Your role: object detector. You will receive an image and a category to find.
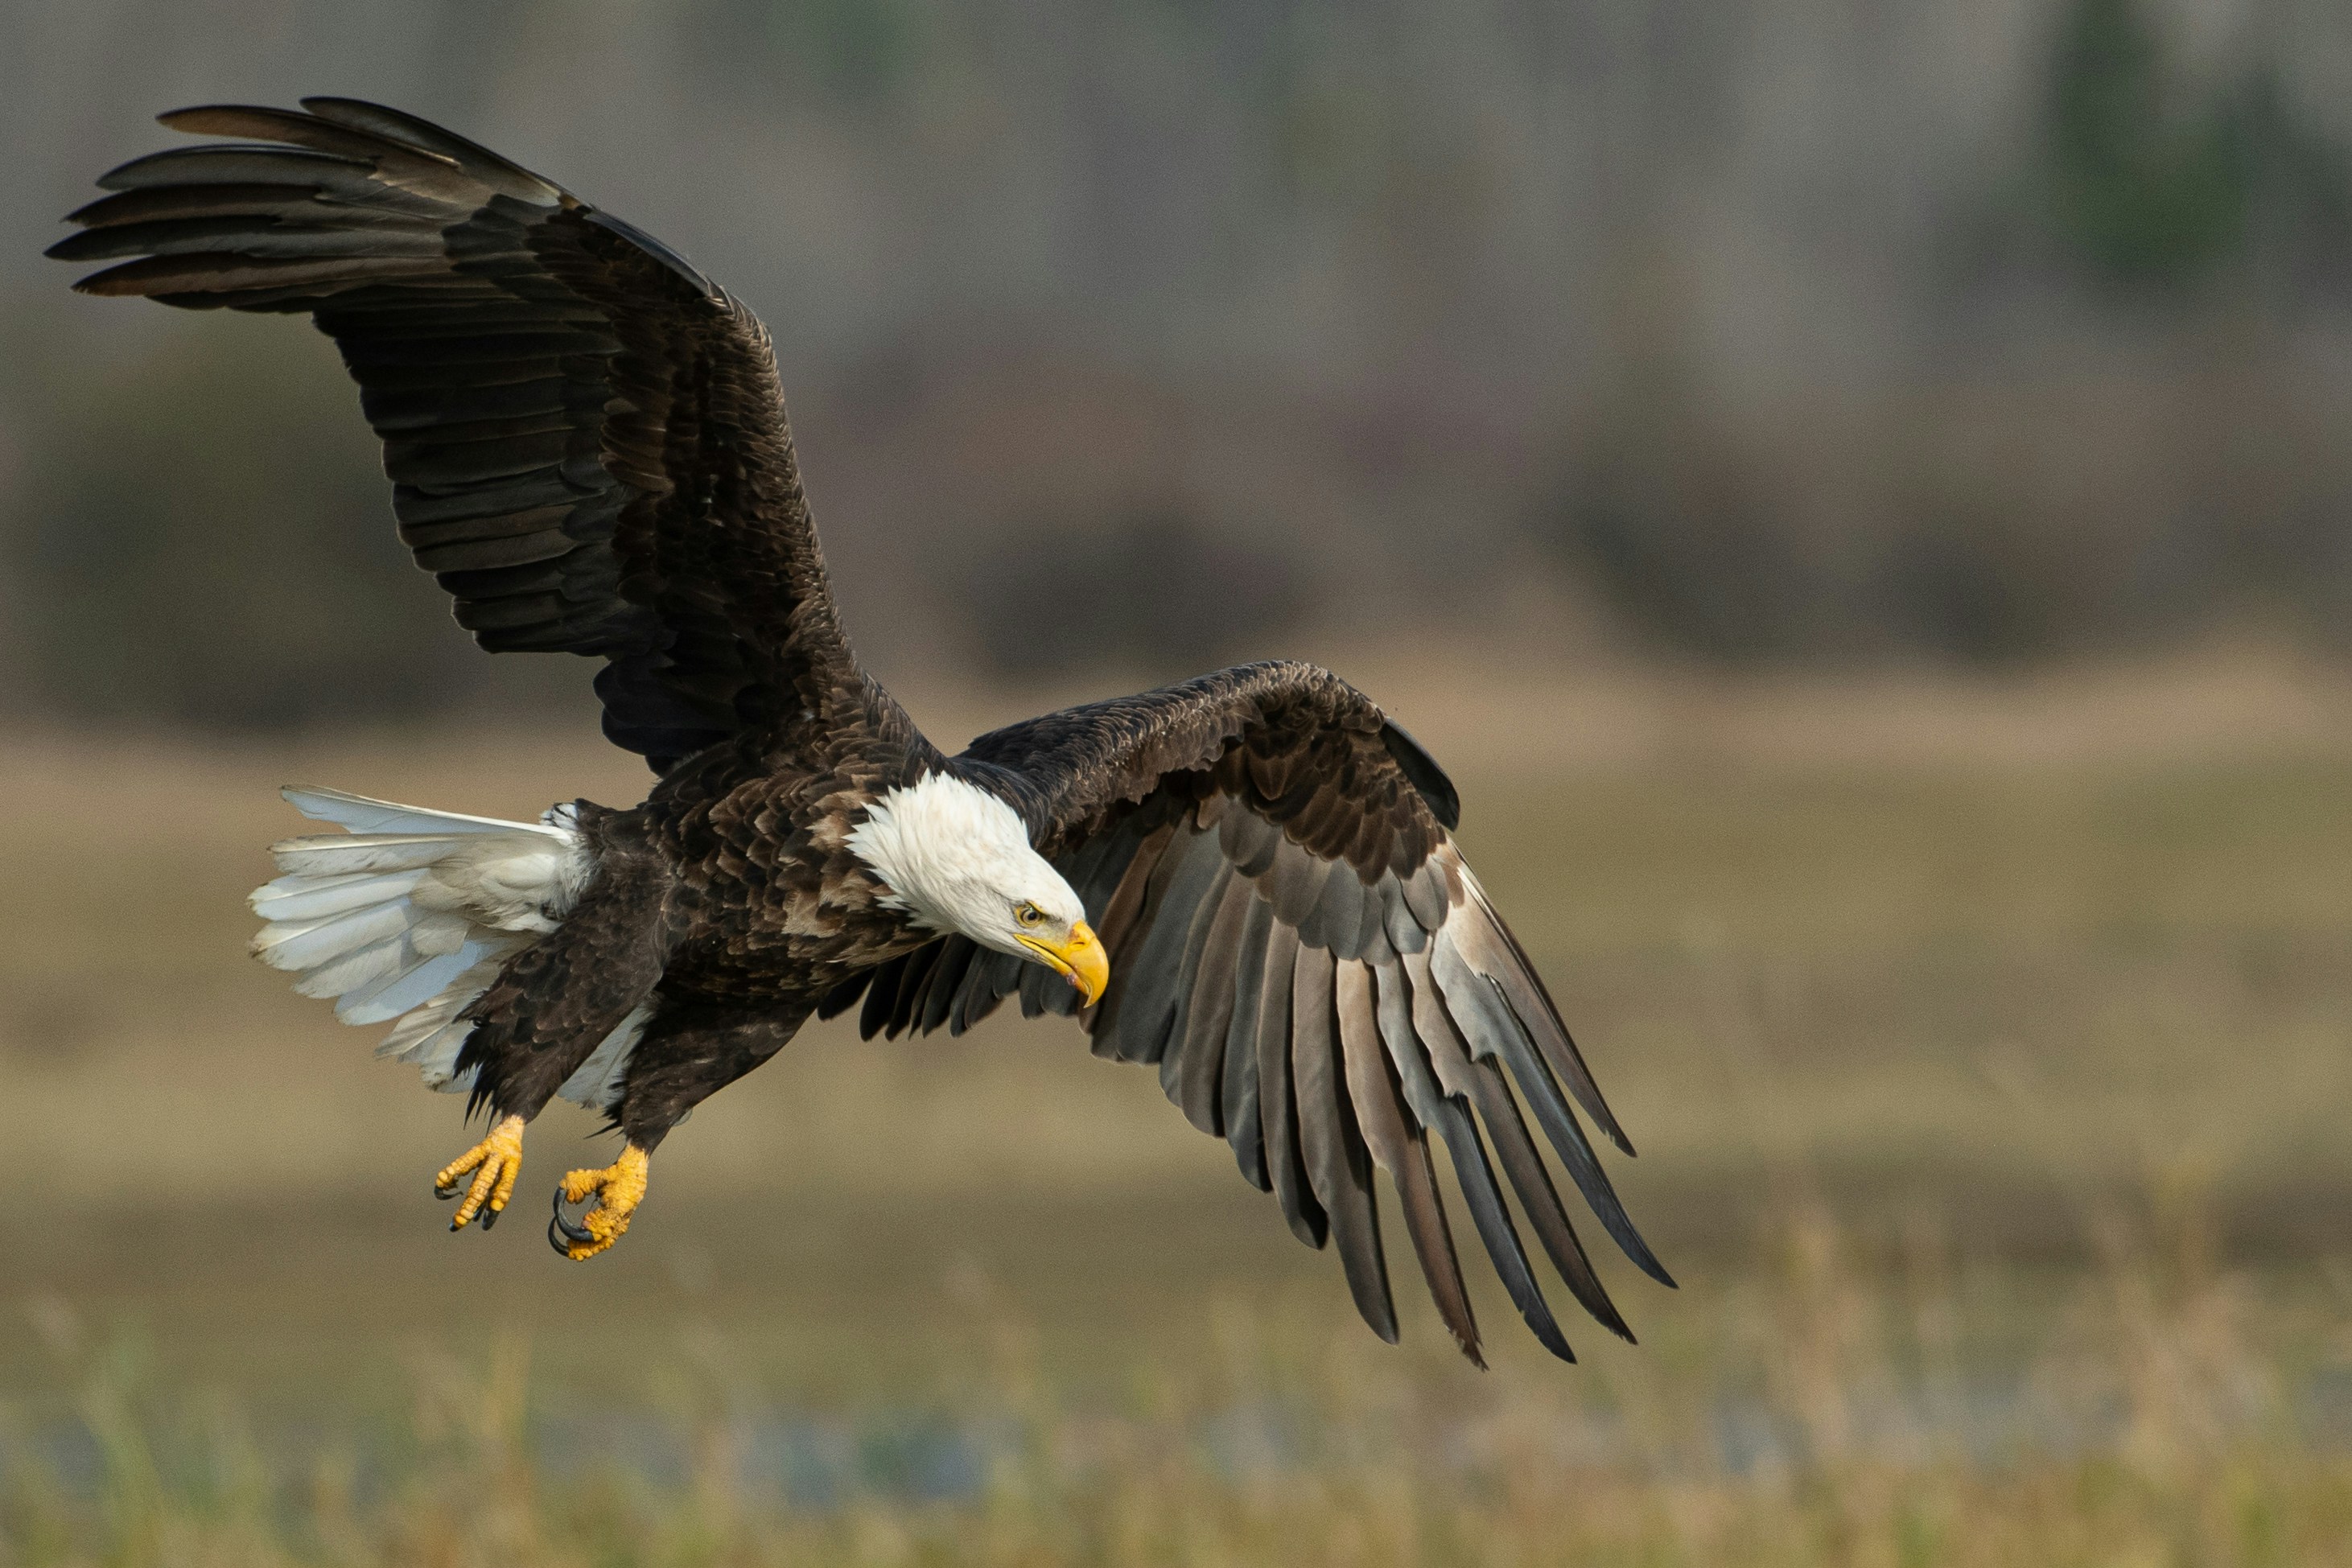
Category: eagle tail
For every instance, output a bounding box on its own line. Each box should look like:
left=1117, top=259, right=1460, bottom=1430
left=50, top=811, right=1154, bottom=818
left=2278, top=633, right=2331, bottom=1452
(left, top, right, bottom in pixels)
left=249, top=786, right=589, bottom=1096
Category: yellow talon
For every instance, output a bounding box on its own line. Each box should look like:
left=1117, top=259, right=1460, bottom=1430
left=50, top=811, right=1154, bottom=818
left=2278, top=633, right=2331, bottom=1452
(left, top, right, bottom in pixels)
left=435, top=1113, right=525, bottom=1231
left=550, top=1145, right=650, bottom=1261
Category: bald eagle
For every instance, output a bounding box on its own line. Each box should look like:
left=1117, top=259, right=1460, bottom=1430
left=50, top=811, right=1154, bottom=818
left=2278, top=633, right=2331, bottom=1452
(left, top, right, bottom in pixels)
left=51, top=100, right=1670, bottom=1366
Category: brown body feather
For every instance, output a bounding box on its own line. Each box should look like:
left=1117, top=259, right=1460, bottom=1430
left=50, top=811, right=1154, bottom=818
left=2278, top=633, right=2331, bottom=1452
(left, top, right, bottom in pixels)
left=54, top=100, right=1667, bottom=1365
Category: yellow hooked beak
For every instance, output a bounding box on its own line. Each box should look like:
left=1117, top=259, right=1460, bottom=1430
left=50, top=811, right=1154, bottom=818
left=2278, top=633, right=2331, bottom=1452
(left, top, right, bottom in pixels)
left=1019, top=920, right=1109, bottom=1006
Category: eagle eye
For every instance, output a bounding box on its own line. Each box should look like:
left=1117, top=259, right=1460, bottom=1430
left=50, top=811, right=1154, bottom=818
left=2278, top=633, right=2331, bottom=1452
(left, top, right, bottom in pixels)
left=1015, top=901, right=1045, bottom=928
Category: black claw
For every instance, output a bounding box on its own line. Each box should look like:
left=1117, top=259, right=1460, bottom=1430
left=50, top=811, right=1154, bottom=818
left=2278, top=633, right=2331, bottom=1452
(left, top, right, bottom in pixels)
left=479, top=1202, right=500, bottom=1232
left=547, top=1215, right=570, bottom=1255
left=435, top=1183, right=459, bottom=1200
left=550, top=1186, right=594, bottom=1247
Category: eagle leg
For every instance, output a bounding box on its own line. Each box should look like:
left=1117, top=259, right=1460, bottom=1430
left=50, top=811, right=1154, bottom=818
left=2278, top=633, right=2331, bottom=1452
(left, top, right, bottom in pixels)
left=547, top=1145, right=651, bottom=1261
left=434, top=1114, right=526, bottom=1232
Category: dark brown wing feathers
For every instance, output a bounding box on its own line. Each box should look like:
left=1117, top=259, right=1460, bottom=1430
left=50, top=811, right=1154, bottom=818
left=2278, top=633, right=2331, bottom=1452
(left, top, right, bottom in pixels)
left=1220, top=898, right=1275, bottom=1193
left=1174, top=872, right=1254, bottom=1135
left=1291, top=942, right=1396, bottom=1341
left=51, top=98, right=857, bottom=773
left=855, top=661, right=1667, bottom=1366
left=1254, top=921, right=1321, bottom=1249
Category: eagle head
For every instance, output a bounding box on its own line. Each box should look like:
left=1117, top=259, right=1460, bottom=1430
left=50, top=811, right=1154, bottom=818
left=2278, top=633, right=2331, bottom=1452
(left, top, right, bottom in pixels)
left=847, top=772, right=1108, bottom=1005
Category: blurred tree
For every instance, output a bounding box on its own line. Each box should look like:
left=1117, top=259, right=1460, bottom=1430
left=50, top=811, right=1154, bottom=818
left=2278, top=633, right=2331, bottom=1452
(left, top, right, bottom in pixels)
left=958, top=506, right=1304, bottom=681
left=1563, top=384, right=1810, bottom=664
left=2042, top=0, right=2243, bottom=288
left=709, top=0, right=928, bottom=98
left=1547, top=0, right=2352, bottom=670
left=1551, top=245, right=1843, bottom=665
left=2040, top=0, right=2350, bottom=293
left=8, top=322, right=543, bottom=727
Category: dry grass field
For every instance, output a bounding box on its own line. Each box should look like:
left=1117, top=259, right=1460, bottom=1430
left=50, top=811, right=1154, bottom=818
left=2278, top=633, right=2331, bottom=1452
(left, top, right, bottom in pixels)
left=5, top=653, right=2352, bottom=1565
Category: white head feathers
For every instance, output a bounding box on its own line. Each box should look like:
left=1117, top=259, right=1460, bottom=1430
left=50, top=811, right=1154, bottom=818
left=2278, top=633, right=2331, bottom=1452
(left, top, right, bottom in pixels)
left=846, top=772, right=1085, bottom=954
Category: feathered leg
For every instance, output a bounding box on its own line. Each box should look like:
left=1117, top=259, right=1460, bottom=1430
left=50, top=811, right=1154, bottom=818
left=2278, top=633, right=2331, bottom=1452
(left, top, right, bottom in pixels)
left=549, top=1003, right=806, bottom=1260
left=435, top=819, right=672, bottom=1235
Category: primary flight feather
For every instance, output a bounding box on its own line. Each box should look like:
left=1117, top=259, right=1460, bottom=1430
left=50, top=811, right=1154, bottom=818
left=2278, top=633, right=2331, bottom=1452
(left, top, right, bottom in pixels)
left=52, top=99, right=1670, bottom=1366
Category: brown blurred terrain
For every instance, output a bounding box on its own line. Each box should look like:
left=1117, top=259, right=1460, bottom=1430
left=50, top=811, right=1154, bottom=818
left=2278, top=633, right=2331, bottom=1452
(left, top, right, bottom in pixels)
left=4, top=656, right=2351, bottom=1561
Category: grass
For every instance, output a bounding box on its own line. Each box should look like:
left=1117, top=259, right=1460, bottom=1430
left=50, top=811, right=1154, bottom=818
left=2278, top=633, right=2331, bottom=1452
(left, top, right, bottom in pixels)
left=13, top=1199, right=2352, bottom=1566
left=4, top=660, right=2352, bottom=1562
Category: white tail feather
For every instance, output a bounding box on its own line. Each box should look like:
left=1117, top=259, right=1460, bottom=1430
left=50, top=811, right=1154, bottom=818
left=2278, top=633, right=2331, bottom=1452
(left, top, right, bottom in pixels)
left=336, top=945, right=480, bottom=1026
left=254, top=785, right=628, bottom=1103
left=292, top=935, right=414, bottom=999
left=282, top=785, right=571, bottom=840
left=256, top=902, right=419, bottom=970
left=266, top=836, right=501, bottom=877
left=252, top=868, right=429, bottom=922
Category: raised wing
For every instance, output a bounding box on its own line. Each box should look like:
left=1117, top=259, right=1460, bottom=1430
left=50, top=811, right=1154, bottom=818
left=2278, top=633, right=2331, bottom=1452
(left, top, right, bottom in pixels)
left=825, top=661, right=1672, bottom=1366
left=49, top=99, right=859, bottom=772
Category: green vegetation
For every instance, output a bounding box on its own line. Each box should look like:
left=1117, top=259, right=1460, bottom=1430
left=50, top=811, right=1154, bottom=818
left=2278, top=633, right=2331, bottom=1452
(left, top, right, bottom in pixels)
left=2041, top=0, right=2351, bottom=292
left=10, top=1216, right=2352, bottom=1566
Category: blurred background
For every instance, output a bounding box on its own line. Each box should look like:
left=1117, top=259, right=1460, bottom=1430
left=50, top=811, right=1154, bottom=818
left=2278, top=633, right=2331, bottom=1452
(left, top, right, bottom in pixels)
left=6, top=1, right=2352, bottom=1562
